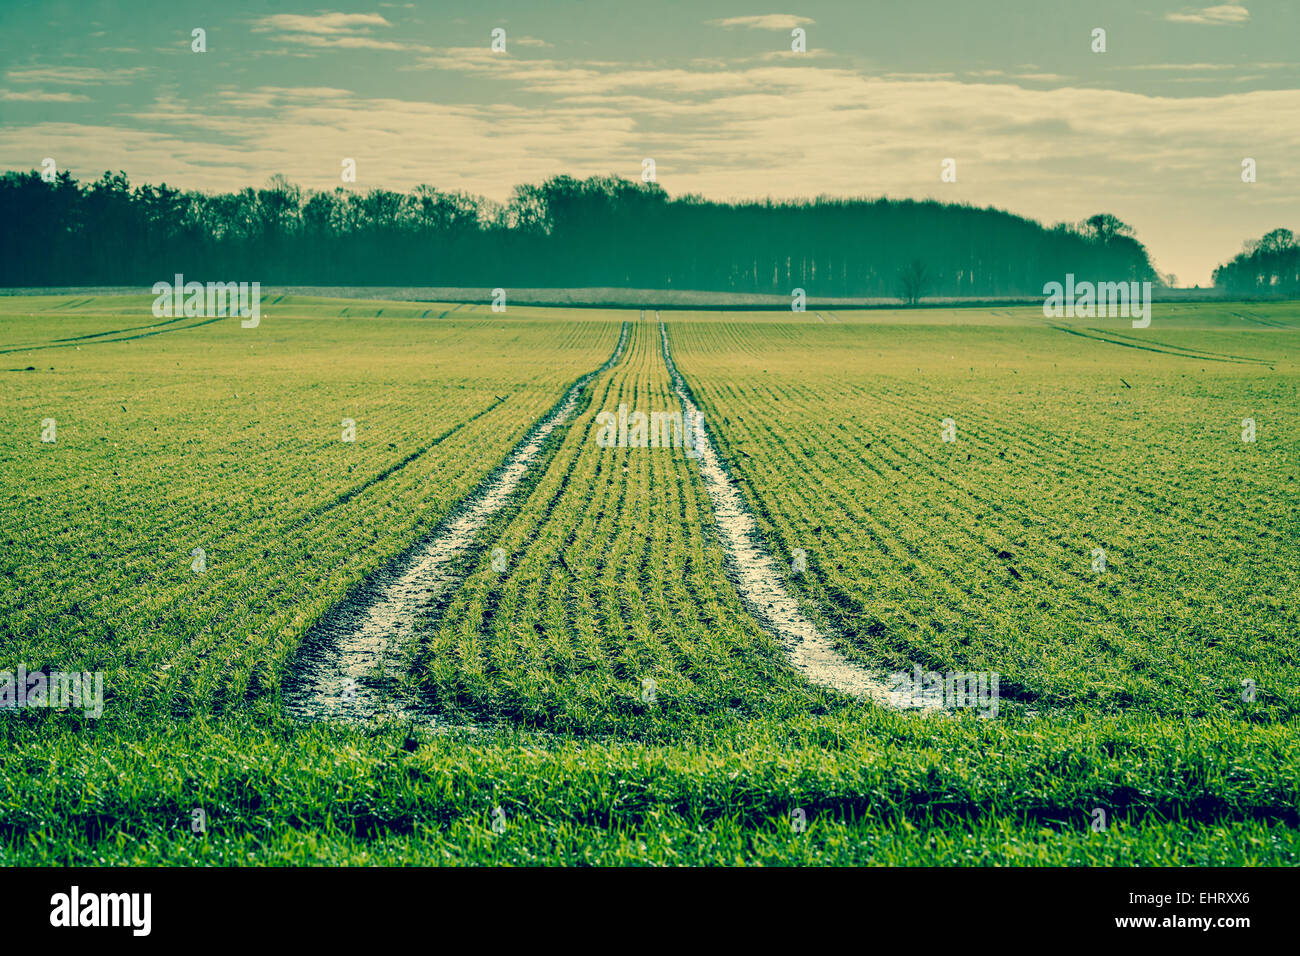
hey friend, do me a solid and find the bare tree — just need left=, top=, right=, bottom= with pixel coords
left=1077, top=213, right=1135, bottom=244
left=898, top=259, right=930, bottom=306
left=0, top=170, right=1164, bottom=291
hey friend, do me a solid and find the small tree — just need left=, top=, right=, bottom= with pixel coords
left=898, top=259, right=930, bottom=306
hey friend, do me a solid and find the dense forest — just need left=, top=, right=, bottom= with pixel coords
left=0, top=169, right=1161, bottom=297
left=1212, top=228, right=1300, bottom=296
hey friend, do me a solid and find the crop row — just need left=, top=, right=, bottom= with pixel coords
left=667, top=311, right=1300, bottom=719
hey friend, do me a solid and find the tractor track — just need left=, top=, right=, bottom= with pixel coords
left=284, top=321, right=629, bottom=723
left=0, top=313, right=231, bottom=354
left=659, top=319, right=910, bottom=708
left=1048, top=325, right=1268, bottom=365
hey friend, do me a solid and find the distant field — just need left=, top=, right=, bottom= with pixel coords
left=0, top=286, right=1277, bottom=309
left=1, top=295, right=1297, bottom=864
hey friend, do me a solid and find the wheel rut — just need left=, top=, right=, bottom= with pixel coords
left=284, top=322, right=630, bottom=723
left=659, top=319, right=910, bottom=708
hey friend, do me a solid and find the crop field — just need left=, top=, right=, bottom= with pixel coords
left=1, top=294, right=1298, bottom=865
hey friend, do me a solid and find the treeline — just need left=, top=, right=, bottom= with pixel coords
left=1213, top=228, right=1300, bottom=296
left=0, top=169, right=1160, bottom=296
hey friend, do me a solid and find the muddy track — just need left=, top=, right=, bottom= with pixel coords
left=0, top=313, right=230, bottom=354
left=1231, top=310, right=1293, bottom=330
left=659, top=320, right=909, bottom=708
left=1090, top=327, right=1275, bottom=364
left=284, top=322, right=630, bottom=723
left=1048, top=325, right=1266, bottom=365
left=49, top=313, right=197, bottom=343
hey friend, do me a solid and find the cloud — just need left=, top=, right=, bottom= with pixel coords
left=966, top=69, right=1067, bottom=82
left=515, top=36, right=552, bottom=48
left=14, top=68, right=1292, bottom=210
left=882, top=72, right=956, bottom=81
left=0, top=89, right=90, bottom=102
left=252, top=13, right=392, bottom=35
left=251, top=11, right=427, bottom=50
left=1165, top=5, right=1250, bottom=24
left=276, top=35, right=415, bottom=50
left=709, top=15, right=814, bottom=30
left=1124, top=62, right=1237, bottom=70
left=757, top=48, right=829, bottom=60
left=5, top=66, right=149, bottom=85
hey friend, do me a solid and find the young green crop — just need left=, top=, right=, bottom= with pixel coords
left=1, top=295, right=1296, bottom=865
left=667, top=304, right=1300, bottom=720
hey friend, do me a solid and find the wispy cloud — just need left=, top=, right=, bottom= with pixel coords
left=1125, top=62, right=1237, bottom=70
left=709, top=15, right=814, bottom=30
left=1165, top=5, right=1250, bottom=25
left=251, top=11, right=427, bottom=50
left=6, top=66, right=149, bottom=85
left=31, top=63, right=1289, bottom=217
left=252, top=13, right=392, bottom=35
left=883, top=72, right=956, bottom=81
left=0, top=89, right=91, bottom=102
left=966, top=69, right=1067, bottom=82
left=275, top=34, right=413, bottom=50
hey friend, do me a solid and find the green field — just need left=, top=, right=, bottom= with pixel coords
left=1, top=294, right=1297, bottom=865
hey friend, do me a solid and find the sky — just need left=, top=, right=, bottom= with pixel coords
left=1, top=0, right=1297, bottom=286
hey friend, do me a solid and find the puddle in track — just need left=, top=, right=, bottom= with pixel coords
left=660, top=320, right=911, bottom=708
left=285, top=322, right=629, bottom=723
